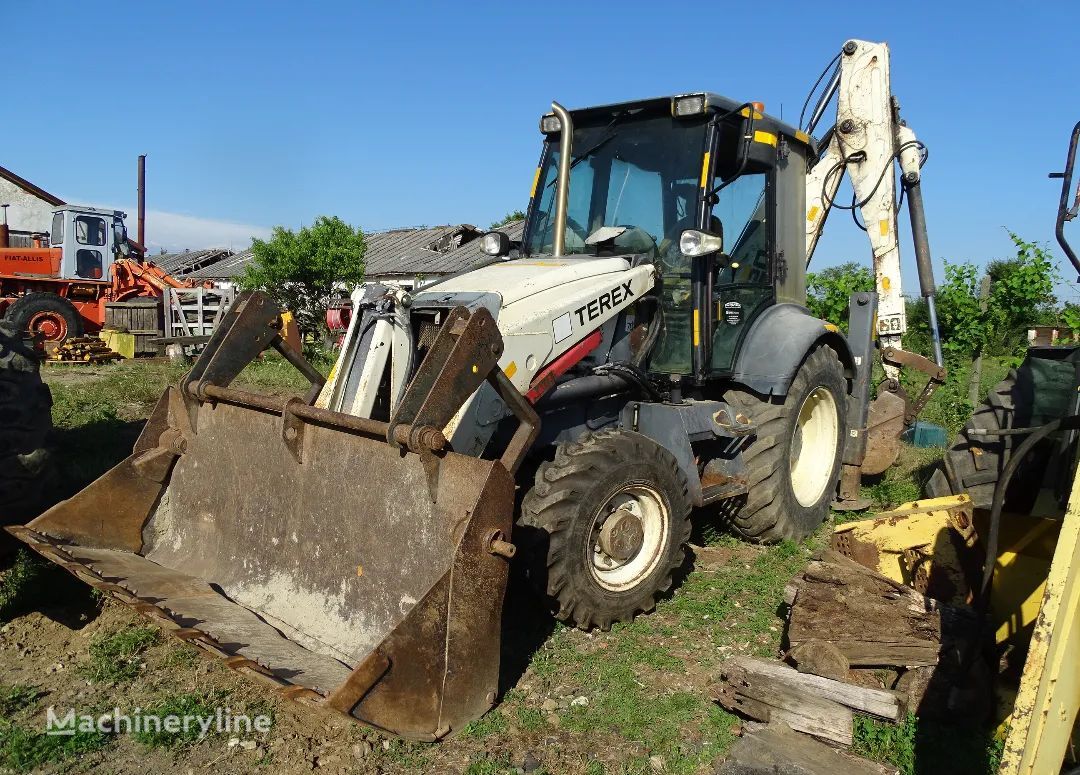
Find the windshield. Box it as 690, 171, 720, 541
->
525, 112, 709, 258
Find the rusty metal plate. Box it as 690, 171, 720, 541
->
863, 391, 906, 475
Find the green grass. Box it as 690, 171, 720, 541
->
0, 685, 40, 716
853, 714, 1005, 775
83, 626, 160, 684
132, 690, 232, 748
0, 551, 44, 621
0, 719, 110, 773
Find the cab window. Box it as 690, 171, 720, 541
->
75, 216, 107, 246
76, 249, 103, 279
51, 213, 64, 246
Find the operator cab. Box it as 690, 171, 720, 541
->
49, 206, 131, 282
520, 93, 815, 381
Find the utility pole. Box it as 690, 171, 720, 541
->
137, 155, 146, 251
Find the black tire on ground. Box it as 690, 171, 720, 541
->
723, 345, 848, 543
0, 321, 53, 523
4, 292, 83, 346
519, 429, 692, 631
926, 369, 1044, 511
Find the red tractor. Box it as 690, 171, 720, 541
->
0, 205, 189, 346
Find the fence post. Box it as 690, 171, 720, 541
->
968, 274, 992, 406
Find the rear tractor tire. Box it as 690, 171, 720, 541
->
519, 429, 692, 631
0, 321, 54, 524
724, 345, 848, 543
4, 292, 83, 348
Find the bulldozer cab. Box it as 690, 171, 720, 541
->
48, 205, 128, 281
523, 93, 814, 382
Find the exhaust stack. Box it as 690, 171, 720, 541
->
551, 101, 573, 257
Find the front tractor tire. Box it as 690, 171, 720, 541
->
5, 293, 83, 347
519, 429, 692, 631
725, 345, 847, 543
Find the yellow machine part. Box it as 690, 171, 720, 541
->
831, 495, 977, 607
832, 495, 1060, 646
999, 470, 1080, 774
98, 329, 135, 359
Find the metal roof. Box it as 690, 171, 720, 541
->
154, 247, 234, 276
185, 249, 253, 280
182, 220, 525, 282
364, 224, 482, 276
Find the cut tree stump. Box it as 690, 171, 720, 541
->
784, 550, 977, 668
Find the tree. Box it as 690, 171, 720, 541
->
490, 210, 526, 229
929, 233, 1060, 361
239, 216, 366, 340
806, 262, 875, 332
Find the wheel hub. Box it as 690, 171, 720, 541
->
28, 311, 66, 342
598, 508, 644, 561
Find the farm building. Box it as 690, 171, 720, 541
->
0, 164, 65, 247
186, 220, 525, 289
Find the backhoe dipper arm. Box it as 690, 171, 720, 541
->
804, 39, 945, 373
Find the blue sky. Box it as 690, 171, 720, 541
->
7, 1, 1079, 298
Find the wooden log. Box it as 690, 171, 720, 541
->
713, 658, 854, 745
723, 656, 901, 720
784, 550, 977, 668
718, 722, 900, 775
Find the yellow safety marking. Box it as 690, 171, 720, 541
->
327, 362, 338, 383
530, 166, 542, 198
740, 107, 763, 119
504, 361, 518, 380
753, 130, 777, 147
795, 130, 811, 144
882, 276, 892, 291
699, 152, 711, 188
807, 205, 820, 222
471, 365, 478, 374
693, 309, 701, 346
879, 219, 890, 237
823, 322, 839, 333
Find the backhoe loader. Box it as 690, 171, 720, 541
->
8, 40, 947, 740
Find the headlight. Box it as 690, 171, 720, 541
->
672, 94, 706, 117
679, 229, 723, 257
540, 114, 561, 134
480, 231, 511, 257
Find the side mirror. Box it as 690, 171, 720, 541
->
114, 221, 132, 257
679, 227, 723, 258
479, 230, 511, 257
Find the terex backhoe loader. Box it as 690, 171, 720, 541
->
8, 39, 947, 740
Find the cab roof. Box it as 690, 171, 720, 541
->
546, 93, 815, 153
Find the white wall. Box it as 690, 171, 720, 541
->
0, 178, 55, 234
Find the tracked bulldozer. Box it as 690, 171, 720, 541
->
9, 40, 951, 739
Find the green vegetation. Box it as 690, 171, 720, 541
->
853, 714, 1005, 775
0, 719, 109, 773
133, 690, 232, 748
83, 626, 160, 684
490, 210, 527, 229
0, 685, 39, 716
806, 262, 875, 331
0, 551, 43, 621
240, 215, 366, 340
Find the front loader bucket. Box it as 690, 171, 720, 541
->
8, 292, 539, 741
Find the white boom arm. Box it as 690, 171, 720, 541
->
805, 39, 943, 376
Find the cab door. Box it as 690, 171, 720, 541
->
66, 212, 109, 280
709, 171, 774, 372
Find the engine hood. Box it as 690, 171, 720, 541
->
419, 256, 635, 307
